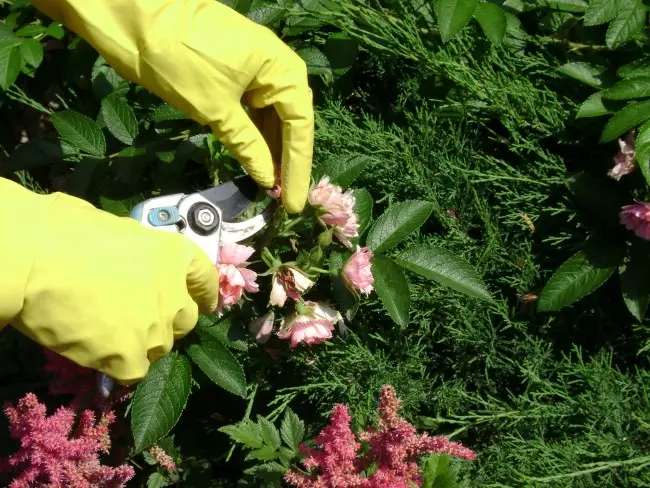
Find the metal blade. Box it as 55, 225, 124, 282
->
198, 175, 259, 221
220, 207, 273, 244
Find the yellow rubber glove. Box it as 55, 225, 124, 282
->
0, 178, 218, 383
32, 0, 314, 214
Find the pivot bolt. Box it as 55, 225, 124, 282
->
188, 202, 220, 236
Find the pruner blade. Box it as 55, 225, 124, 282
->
221, 206, 273, 244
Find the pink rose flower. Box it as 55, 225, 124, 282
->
620, 202, 650, 240
269, 267, 315, 307
216, 242, 259, 311
278, 302, 343, 348
309, 176, 359, 247
343, 246, 374, 296
249, 311, 275, 344
608, 132, 636, 181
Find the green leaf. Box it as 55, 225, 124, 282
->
436, 0, 479, 42
583, 0, 619, 25
146, 472, 166, 488
605, 0, 646, 50
600, 99, 650, 142
538, 236, 623, 311
557, 62, 608, 89
16, 24, 47, 37
297, 46, 331, 77
0, 39, 21, 90
220, 420, 264, 449
537, 0, 588, 11
565, 171, 629, 228
620, 240, 650, 322
246, 446, 280, 462
473, 3, 507, 44
602, 77, 650, 100
19, 39, 43, 68
101, 93, 139, 145
367, 201, 434, 253
324, 33, 358, 74
187, 342, 247, 398
618, 58, 650, 79
0, 22, 14, 40
51, 110, 106, 156
636, 121, 650, 186
257, 415, 282, 450
315, 154, 373, 189
395, 245, 493, 302
353, 188, 373, 235
332, 273, 359, 321
7, 138, 77, 171
196, 314, 249, 351
372, 256, 410, 326
280, 409, 304, 451
245, 462, 287, 481
131, 352, 192, 453
99, 196, 140, 217
247, 2, 286, 26
46, 23, 65, 40
91, 56, 128, 98
576, 92, 617, 118
421, 454, 463, 488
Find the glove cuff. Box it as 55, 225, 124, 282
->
0, 178, 56, 328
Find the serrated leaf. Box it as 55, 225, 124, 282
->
297, 46, 331, 77
19, 38, 43, 68
620, 240, 650, 322
421, 454, 463, 488
153, 102, 189, 122
101, 93, 139, 145
372, 255, 410, 326
246, 446, 280, 462
146, 472, 166, 488
436, 0, 479, 42
51, 110, 106, 156
537, 0, 588, 11
247, 2, 287, 26
46, 23, 65, 40
538, 236, 623, 311
0, 39, 21, 89
16, 24, 47, 37
220, 420, 264, 449
0, 22, 14, 40
576, 92, 616, 118
91, 56, 128, 98
280, 409, 304, 451
636, 121, 650, 186
187, 342, 247, 398
565, 171, 629, 228
196, 314, 249, 351
473, 3, 507, 44
618, 58, 650, 79
602, 77, 650, 100
258, 415, 282, 450
99, 196, 140, 217
7, 138, 77, 171
558, 62, 608, 89
354, 188, 373, 236
245, 462, 287, 480
316, 154, 373, 189
583, 0, 619, 25
395, 245, 493, 302
605, 0, 646, 50
324, 33, 358, 74
600, 99, 650, 142
367, 201, 434, 253
131, 352, 192, 453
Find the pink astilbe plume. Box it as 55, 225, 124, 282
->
0, 393, 134, 488
43, 349, 130, 411
285, 385, 474, 488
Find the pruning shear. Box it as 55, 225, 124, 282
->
97, 175, 273, 397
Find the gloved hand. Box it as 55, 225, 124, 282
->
0, 178, 218, 383
32, 0, 314, 214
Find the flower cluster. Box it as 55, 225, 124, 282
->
215, 175, 375, 349
147, 445, 177, 472
609, 132, 636, 181
284, 385, 474, 487
0, 393, 134, 488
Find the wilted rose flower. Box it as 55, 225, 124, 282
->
270, 267, 314, 307
343, 247, 374, 296
216, 242, 259, 311
278, 302, 343, 348
620, 202, 650, 240
609, 132, 636, 181
309, 176, 359, 247
249, 311, 275, 344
